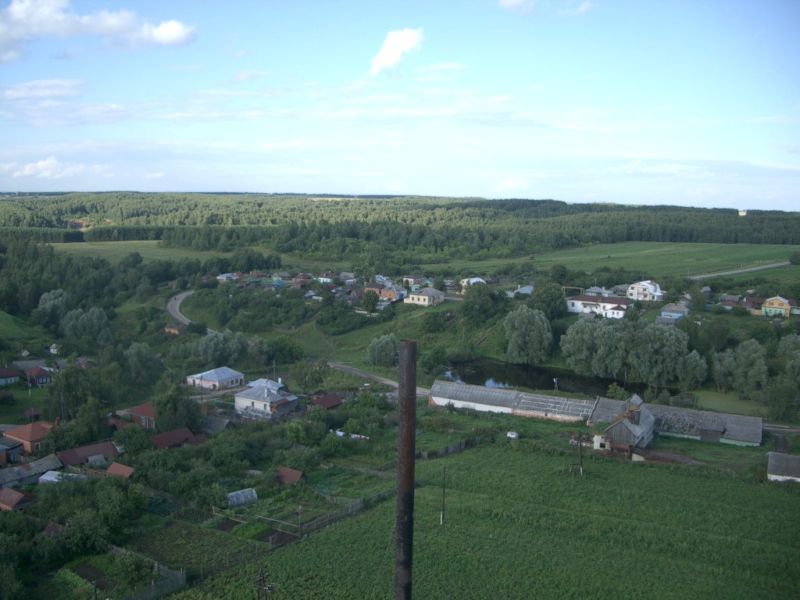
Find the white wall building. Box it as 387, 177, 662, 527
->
566, 295, 630, 319
186, 366, 245, 390
404, 288, 445, 307
626, 280, 664, 302
234, 379, 298, 421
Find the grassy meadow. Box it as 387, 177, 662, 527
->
49, 240, 231, 263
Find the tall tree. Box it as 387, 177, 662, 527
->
503, 305, 552, 366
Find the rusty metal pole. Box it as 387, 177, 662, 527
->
395, 339, 417, 600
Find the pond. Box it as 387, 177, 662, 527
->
443, 359, 648, 397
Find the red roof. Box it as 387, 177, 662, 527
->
276, 466, 304, 486
57, 441, 118, 467
128, 402, 156, 419
0, 368, 20, 378
311, 394, 343, 410
106, 462, 135, 479
0, 488, 27, 511
5, 421, 53, 443
152, 427, 196, 449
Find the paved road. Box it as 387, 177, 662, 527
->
328, 361, 430, 397
167, 290, 216, 333
687, 261, 790, 281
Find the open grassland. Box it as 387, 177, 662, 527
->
530, 242, 799, 278
171, 444, 800, 599
49, 240, 230, 263
0, 309, 50, 348
722, 264, 800, 285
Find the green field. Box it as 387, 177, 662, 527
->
530, 242, 799, 279
49, 240, 230, 263
171, 443, 800, 599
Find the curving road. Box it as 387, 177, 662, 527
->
167, 290, 216, 334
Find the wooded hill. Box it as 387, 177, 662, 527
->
1, 194, 799, 262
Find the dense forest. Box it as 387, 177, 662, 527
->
2, 194, 799, 263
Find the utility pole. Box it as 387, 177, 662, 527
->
440, 466, 447, 527
395, 340, 417, 600
256, 565, 274, 599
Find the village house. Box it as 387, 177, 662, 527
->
186, 366, 245, 390
4, 421, 54, 454
57, 440, 118, 468
379, 284, 406, 302
506, 284, 535, 298
0, 368, 20, 387
598, 396, 656, 450
152, 427, 205, 450
235, 378, 298, 421
566, 295, 630, 319
126, 402, 157, 430
459, 277, 487, 291
626, 280, 664, 302
339, 271, 358, 286
216, 272, 241, 283
657, 302, 690, 325
315, 271, 335, 284
767, 452, 800, 483
404, 287, 445, 307
583, 286, 614, 297
744, 296, 765, 316
761, 296, 796, 318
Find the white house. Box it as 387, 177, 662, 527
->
404, 288, 445, 307
566, 295, 630, 319
216, 272, 240, 283
626, 280, 664, 302
235, 379, 298, 421
186, 366, 245, 390
459, 277, 486, 290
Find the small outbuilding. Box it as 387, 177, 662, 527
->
226, 487, 258, 508
276, 466, 304, 486
767, 452, 800, 483
106, 462, 135, 480
0, 488, 28, 511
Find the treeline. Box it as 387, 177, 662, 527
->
2, 194, 799, 254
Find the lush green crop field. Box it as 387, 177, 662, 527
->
49, 240, 230, 263
171, 444, 800, 599
530, 242, 799, 279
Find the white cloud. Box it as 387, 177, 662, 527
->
494, 175, 530, 193
498, 0, 536, 13
1, 156, 107, 179
370, 28, 423, 76
561, 1, 597, 16
3, 78, 82, 99
233, 69, 269, 83
0, 0, 194, 62
135, 20, 194, 46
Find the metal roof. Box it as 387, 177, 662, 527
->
226, 487, 258, 507
589, 397, 762, 445
767, 452, 800, 479
429, 381, 594, 421
188, 366, 244, 382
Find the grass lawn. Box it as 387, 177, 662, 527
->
0, 385, 50, 424
694, 389, 768, 418
49, 240, 231, 263
0, 309, 50, 350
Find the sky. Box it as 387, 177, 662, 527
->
0, 0, 799, 210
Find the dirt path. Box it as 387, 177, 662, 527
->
327, 361, 430, 397
687, 261, 790, 280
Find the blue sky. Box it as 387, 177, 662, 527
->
1, 0, 798, 209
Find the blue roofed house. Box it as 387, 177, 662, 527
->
235, 378, 298, 421
186, 367, 245, 391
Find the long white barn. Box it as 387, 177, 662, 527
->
429, 381, 594, 423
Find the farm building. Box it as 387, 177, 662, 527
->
57, 440, 118, 467
39, 470, 87, 484
767, 452, 800, 483
186, 366, 245, 390
0, 454, 62, 488
152, 427, 205, 450
589, 397, 762, 447
429, 381, 595, 423
235, 379, 298, 421
600, 395, 656, 449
